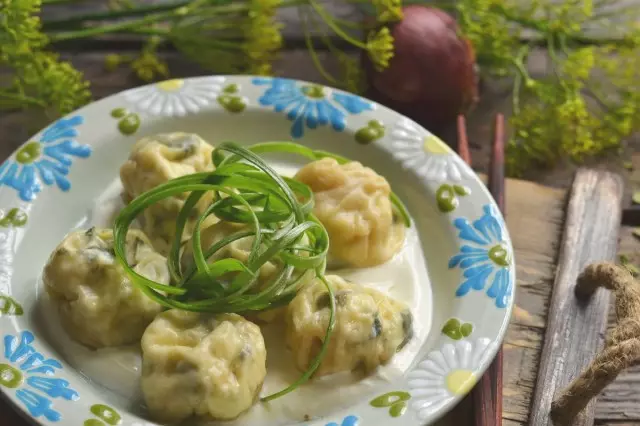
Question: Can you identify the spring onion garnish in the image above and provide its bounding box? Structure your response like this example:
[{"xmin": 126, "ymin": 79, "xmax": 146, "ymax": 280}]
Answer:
[{"xmin": 112, "ymin": 141, "xmax": 410, "ymax": 401}]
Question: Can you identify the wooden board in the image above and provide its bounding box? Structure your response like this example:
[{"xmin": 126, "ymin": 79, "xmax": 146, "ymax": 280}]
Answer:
[{"xmin": 530, "ymin": 170, "xmax": 623, "ymax": 426}]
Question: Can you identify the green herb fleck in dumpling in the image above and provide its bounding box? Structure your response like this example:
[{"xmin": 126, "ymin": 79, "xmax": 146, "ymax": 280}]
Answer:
[
  {"xmin": 43, "ymin": 228, "xmax": 167, "ymax": 348},
  {"xmin": 286, "ymin": 274, "xmax": 412, "ymax": 376},
  {"xmin": 141, "ymin": 310, "xmax": 266, "ymax": 423},
  {"xmin": 120, "ymin": 132, "xmax": 216, "ymax": 255}
]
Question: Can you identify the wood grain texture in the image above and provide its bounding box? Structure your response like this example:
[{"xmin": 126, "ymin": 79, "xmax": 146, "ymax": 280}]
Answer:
[
  {"xmin": 501, "ymin": 178, "xmax": 567, "ymax": 425},
  {"xmin": 530, "ymin": 169, "xmax": 624, "ymax": 426}
]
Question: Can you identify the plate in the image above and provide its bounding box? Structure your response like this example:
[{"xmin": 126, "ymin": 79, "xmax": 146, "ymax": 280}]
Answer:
[{"xmin": 0, "ymin": 76, "xmax": 514, "ymax": 426}]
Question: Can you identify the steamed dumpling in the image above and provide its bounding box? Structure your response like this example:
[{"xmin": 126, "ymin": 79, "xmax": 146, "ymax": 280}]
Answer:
[
  {"xmin": 141, "ymin": 310, "xmax": 266, "ymax": 423},
  {"xmin": 286, "ymin": 274, "xmax": 412, "ymax": 377},
  {"xmin": 120, "ymin": 132, "xmax": 216, "ymax": 254},
  {"xmin": 294, "ymin": 158, "xmax": 405, "ymax": 268},
  {"xmin": 43, "ymin": 228, "xmax": 167, "ymax": 348}
]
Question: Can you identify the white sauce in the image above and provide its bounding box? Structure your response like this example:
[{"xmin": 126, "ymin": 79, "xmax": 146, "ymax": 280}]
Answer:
[{"xmin": 40, "ymin": 163, "xmax": 433, "ymax": 425}]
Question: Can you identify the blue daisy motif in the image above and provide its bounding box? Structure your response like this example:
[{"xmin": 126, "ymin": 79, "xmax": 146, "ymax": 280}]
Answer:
[
  {"xmin": 0, "ymin": 116, "xmax": 91, "ymax": 201},
  {"xmin": 325, "ymin": 415, "xmax": 359, "ymax": 426},
  {"xmin": 253, "ymin": 77, "xmax": 374, "ymax": 138},
  {"xmin": 0, "ymin": 330, "xmax": 78, "ymax": 421},
  {"xmin": 448, "ymin": 204, "xmax": 512, "ymax": 308}
]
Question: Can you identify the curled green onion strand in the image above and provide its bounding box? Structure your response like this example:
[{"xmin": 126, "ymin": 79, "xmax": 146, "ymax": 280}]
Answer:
[{"xmin": 112, "ymin": 141, "xmax": 410, "ymax": 401}]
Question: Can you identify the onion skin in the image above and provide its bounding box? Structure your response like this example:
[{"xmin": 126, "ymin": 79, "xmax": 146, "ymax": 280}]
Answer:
[{"xmin": 363, "ymin": 6, "xmax": 479, "ymax": 133}]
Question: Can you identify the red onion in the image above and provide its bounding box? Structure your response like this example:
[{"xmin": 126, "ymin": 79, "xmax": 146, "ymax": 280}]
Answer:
[{"xmin": 364, "ymin": 6, "xmax": 479, "ymax": 132}]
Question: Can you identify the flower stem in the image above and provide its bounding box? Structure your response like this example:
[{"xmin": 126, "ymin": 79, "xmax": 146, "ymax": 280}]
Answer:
[
  {"xmin": 43, "ymin": 1, "xmax": 193, "ymax": 30},
  {"xmin": 42, "ymin": 0, "xmax": 84, "ymax": 4},
  {"xmin": 309, "ymin": 0, "xmax": 367, "ymax": 49},
  {"xmin": 42, "ymin": 0, "xmax": 306, "ymax": 30},
  {"xmin": 511, "ymin": 46, "xmax": 529, "ymax": 115},
  {"xmin": 300, "ymin": 8, "xmax": 338, "ymax": 85},
  {"xmin": 48, "ymin": 10, "xmax": 184, "ymax": 41},
  {"xmin": 0, "ymin": 91, "xmax": 47, "ymax": 109}
]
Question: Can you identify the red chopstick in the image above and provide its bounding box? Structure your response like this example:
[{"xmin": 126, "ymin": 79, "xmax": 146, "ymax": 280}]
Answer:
[{"xmin": 456, "ymin": 114, "xmax": 505, "ymax": 426}]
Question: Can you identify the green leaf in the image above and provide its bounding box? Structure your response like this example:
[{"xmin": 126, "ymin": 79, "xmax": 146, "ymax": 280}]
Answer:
[
  {"xmin": 453, "ymin": 185, "xmax": 470, "ymax": 196},
  {"xmin": 90, "ymin": 404, "xmax": 121, "ymax": 425},
  {"xmin": 389, "ymin": 401, "xmax": 408, "ymax": 417},
  {"xmin": 370, "ymin": 391, "xmax": 411, "ymax": 407},
  {"xmin": 442, "ymin": 318, "xmax": 462, "ymax": 340},
  {"xmin": 633, "ymin": 192, "xmax": 640, "ymax": 205},
  {"xmin": 0, "ymin": 295, "xmax": 23, "ymax": 316},
  {"xmin": 624, "ymin": 161, "xmax": 634, "ymax": 171},
  {"xmin": 460, "ymin": 322, "xmax": 474, "ymax": 337},
  {"xmin": 436, "ymin": 185, "xmax": 458, "ymax": 213}
]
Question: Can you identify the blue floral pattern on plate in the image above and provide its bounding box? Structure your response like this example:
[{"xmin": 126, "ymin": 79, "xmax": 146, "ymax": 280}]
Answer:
[
  {"xmin": 0, "ymin": 116, "xmax": 91, "ymax": 201},
  {"xmin": 1, "ymin": 331, "xmax": 78, "ymax": 421},
  {"xmin": 448, "ymin": 205, "xmax": 512, "ymax": 308},
  {"xmin": 253, "ymin": 77, "xmax": 373, "ymax": 138},
  {"xmin": 326, "ymin": 415, "xmax": 359, "ymax": 426}
]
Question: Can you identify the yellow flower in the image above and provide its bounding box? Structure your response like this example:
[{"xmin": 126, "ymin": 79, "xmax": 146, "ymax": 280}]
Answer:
[
  {"xmin": 561, "ymin": 47, "xmax": 594, "ymax": 82},
  {"xmin": 366, "ymin": 27, "xmax": 394, "ymax": 71},
  {"xmin": 131, "ymin": 51, "xmax": 169, "ymax": 82},
  {"xmin": 104, "ymin": 54, "xmax": 123, "ymax": 72},
  {"xmin": 248, "ymin": 62, "xmax": 273, "ymax": 76},
  {"xmin": 373, "ymin": 0, "xmax": 403, "ymax": 23},
  {"xmin": 339, "ymin": 54, "xmax": 366, "ymax": 94},
  {"xmin": 243, "ymin": 0, "xmax": 282, "ymax": 75}
]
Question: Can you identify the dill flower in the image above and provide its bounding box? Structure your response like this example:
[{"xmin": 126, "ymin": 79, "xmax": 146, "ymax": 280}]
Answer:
[
  {"xmin": 244, "ymin": 0, "xmax": 283, "ymax": 75},
  {"xmin": 131, "ymin": 37, "xmax": 169, "ymax": 82},
  {"xmin": 131, "ymin": 52, "xmax": 169, "ymax": 82},
  {"xmin": 104, "ymin": 53, "xmax": 124, "ymax": 72},
  {"xmin": 339, "ymin": 54, "xmax": 366, "ymax": 94},
  {"xmin": 366, "ymin": 27, "xmax": 394, "ymax": 71},
  {"xmin": 373, "ymin": 0, "xmax": 403, "ymax": 23},
  {"xmin": 0, "ymin": 0, "xmax": 91, "ymax": 117}
]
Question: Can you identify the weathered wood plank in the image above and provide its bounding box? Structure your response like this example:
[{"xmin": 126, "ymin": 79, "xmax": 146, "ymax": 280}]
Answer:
[
  {"xmin": 530, "ymin": 169, "xmax": 624, "ymax": 426},
  {"xmin": 501, "ymin": 178, "xmax": 566, "ymax": 424}
]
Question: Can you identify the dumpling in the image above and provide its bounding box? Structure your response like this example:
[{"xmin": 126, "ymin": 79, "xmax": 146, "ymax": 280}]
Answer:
[
  {"xmin": 43, "ymin": 228, "xmax": 167, "ymax": 348},
  {"xmin": 120, "ymin": 132, "xmax": 216, "ymax": 255},
  {"xmin": 181, "ymin": 221, "xmax": 313, "ymax": 322},
  {"xmin": 141, "ymin": 310, "xmax": 266, "ymax": 423},
  {"xmin": 294, "ymin": 158, "xmax": 405, "ymax": 268},
  {"xmin": 286, "ymin": 274, "xmax": 412, "ymax": 377}
]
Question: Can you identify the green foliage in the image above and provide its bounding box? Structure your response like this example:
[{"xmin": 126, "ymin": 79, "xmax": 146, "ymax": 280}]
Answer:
[
  {"xmin": 5, "ymin": 0, "xmax": 640, "ymax": 174},
  {"xmin": 454, "ymin": 0, "xmax": 640, "ymax": 175},
  {"xmin": 0, "ymin": 0, "xmax": 91, "ymax": 117},
  {"xmin": 3, "ymin": 0, "xmax": 400, "ymax": 119}
]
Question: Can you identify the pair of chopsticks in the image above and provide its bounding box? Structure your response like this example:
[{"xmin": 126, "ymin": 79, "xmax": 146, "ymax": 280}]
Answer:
[{"xmin": 456, "ymin": 114, "xmax": 505, "ymax": 426}]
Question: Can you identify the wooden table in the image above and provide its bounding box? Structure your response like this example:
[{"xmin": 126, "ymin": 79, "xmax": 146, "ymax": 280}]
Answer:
[{"xmin": 2, "ymin": 2, "xmax": 640, "ymax": 425}]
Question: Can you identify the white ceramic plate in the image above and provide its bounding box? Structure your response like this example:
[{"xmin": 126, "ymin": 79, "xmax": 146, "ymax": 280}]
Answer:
[{"xmin": 0, "ymin": 76, "xmax": 514, "ymax": 426}]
